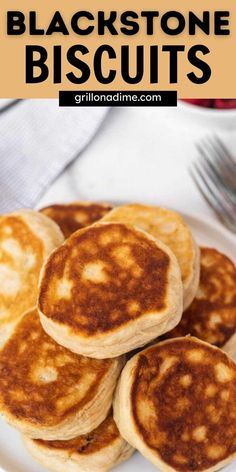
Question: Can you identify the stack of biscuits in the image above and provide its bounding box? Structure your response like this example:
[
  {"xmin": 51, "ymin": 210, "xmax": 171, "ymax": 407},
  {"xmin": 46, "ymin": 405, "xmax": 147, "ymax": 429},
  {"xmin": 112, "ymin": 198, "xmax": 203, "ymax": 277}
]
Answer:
[{"xmin": 0, "ymin": 202, "xmax": 235, "ymax": 472}]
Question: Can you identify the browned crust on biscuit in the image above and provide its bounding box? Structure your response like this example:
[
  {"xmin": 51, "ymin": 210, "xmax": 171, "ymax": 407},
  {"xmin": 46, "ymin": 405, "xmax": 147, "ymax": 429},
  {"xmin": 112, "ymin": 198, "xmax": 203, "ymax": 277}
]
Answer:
[
  {"xmin": 131, "ymin": 338, "xmax": 236, "ymax": 471},
  {"xmin": 39, "ymin": 223, "xmax": 170, "ymax": 336},
  {"xmin": 0, "ymin": 309, "xmax": 113, "ymax": 427},
  {"xmin": 164, "ymin": 248, "xmax": 236, "ymax": 347},
  {"xmin": 34, "ymin": 411, "xmax": 119, "ymax": 455},
  {"xmin": 0, "ymin": 216, "xmax": 44, "ymax": 326},
  {"xmin": 41, "ymin": 203, "xmax": 112, "ymax": 238},
  {"xmin": 102, "ymin": 203, "xmax": 195, "ymax": 286}
]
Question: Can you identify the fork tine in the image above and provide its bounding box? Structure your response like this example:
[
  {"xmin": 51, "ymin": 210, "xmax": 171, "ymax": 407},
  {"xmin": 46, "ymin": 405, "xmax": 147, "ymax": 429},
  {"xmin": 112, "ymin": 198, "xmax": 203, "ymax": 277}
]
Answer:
[
  {"xmin": 200, "ymin": 138, "xmax": 236, "ymax": 194},
  {"xmin": 191, "ymin": 136, "xmax": 236, "ymax": 233},
  {"xmin": 214, "ymin": 136, "xmax": 236, "ymax": 168},
  {"xmin": 196, "ymin": 148, "xmax": 236, "ymax": 207},
  {"xmin": 190, "ymin": 163, "xmax": 236, "ymax": 233},
  {"xmin": 208, "ymin": 138, "xmax": 236, "ymax": 184},
  {"xmin": 190, "ymin": 166, "xmax": 221, "ymax": 216},
  {"xmin": 193, "ymin": 161, "xmax": 231, "ymax": 214},
  {"xmin": 196, "ymin": 144, "xmax": 225, "ymax": 191},
  {"xmin": 191, "ymin": 163, "xmax": 226, "ymax": 215},
  {"xmin": 205, "ymin": 157, "xmax": 236, "ymax": 206}
]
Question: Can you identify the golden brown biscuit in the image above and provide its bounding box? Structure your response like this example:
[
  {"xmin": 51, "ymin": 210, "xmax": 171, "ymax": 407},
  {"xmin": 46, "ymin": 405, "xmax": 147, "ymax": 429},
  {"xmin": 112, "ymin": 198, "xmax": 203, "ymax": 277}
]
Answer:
[
  {"xmin": 114, "ymin": 337, "xmax": 236, "ymax": 472},
  {"xmin": 41, "ymin": 202, "xmax": 112, "ymax": 238},
  {"xmin": 38, "ymin": 222, "xmax": 183, "ymax": 358},
  {"xmin": 102, "ymin": 204, "xmax": 200, "ymax": 310},
  {"xmin": 0, "ymin": 209, "xmax": 64, "ymax": 345},
  {"xmin": 163, "ymin": 248, "xmax": 236, "ymax": 356},
  {"xmin": 24, "ymin": 411, "xmax": 134, "ymax": 472},
  {"xmin": 0, "ymin": 309, "xmax": 123, "ymax": 440}
]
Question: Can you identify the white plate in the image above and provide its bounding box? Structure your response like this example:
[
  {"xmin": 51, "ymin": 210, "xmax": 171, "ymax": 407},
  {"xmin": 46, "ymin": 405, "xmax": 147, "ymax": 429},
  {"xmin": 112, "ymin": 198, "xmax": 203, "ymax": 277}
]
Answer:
[
  {"xmin": 178, "ymin": 100, "xmax": 236, "ymax": 131},
  {"xmin": 0, "ymin": 213, "xmax": 235, "ymax": 472}
]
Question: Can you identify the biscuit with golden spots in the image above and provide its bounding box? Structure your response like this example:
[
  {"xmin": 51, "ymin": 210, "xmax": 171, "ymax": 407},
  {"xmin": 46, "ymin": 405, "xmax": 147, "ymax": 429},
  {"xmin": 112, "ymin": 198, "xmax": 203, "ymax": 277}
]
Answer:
[
  {"xmin": 102, "ymin": 204, "xmax": 200, "ymax": 310},
  {"xmin": 0, "ymin": 209, "xmax": 63, "ymax": 345},
  {"xmin": 163, "ymin": 248, "xmax": 236, "ymax": 357},
  {"xmin": 114, "ymin": 337, "xmax": 236, "ymax": 472},
  {"xmin": 38, "ymin": 222, "xmax": 183, "ymax": 358},
  {"xmin": 24, "ymin": 411, "xmax": 134, "ymax": 472},
  {"xmin": 41, "ymin": 202, "xmax": 112, "ymax": 238},
  {"xmin": 0, "ymin": 309, "xmax": 123, "ymax": 440}
]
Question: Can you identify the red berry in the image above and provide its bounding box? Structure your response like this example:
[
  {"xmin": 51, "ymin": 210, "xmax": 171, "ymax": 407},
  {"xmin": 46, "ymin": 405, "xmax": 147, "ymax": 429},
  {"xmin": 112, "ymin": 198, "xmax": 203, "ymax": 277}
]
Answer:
[
  {"xmin": 181, "ymin": 99, "xmax": 213, "ymax": 108},
  {"xmin": 214, "ymin": 99, "xmax": 236, "ymax": 109}
]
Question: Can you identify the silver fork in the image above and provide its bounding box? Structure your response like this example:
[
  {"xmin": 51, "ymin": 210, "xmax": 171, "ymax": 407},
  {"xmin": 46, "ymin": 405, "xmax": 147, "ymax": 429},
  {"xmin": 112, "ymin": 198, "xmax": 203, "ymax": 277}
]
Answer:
[{"xmin": 190, "ymin": 136, "xmax": 236, "ymax": 233}]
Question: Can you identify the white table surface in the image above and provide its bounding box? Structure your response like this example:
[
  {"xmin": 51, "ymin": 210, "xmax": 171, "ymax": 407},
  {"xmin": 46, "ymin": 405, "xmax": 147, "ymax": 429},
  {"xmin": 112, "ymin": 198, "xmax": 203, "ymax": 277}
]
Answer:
[{"xmin": 38, "ymin": 105, "xmax": 235, "ymax": 223}]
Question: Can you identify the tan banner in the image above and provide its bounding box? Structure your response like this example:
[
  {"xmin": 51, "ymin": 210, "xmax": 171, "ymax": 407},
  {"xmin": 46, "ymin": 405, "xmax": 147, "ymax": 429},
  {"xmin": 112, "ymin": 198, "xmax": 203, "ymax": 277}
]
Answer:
[{"xmin": 0, "ymin": 0, "xmax": 235, "ymax": 98}]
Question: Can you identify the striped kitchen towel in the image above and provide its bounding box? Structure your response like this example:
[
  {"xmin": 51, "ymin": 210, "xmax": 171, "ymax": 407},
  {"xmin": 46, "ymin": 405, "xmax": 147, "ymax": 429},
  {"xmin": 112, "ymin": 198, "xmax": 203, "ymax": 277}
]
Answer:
[{"xmin": 0, "ymin": 99, "xmax": 108, "ymax": 212}]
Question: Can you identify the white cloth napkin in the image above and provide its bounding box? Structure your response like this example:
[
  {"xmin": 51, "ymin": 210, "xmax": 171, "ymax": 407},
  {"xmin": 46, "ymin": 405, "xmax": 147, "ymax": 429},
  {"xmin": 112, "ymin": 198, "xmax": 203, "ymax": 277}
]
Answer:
[
  {"xmin": 0, "ymin": 100, "xmax": 15, "ymax": 111},
  {"xmin": 0, "ymin": 100, "xmax": 108, "ymax": 213}
]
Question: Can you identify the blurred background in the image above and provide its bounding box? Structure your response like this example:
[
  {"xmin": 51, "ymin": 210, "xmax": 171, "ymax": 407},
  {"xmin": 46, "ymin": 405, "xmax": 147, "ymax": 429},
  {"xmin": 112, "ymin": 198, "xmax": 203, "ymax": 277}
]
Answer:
[{"xmin": 0, "ymin": 98, "xmax": 236, "ymax": 231}]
